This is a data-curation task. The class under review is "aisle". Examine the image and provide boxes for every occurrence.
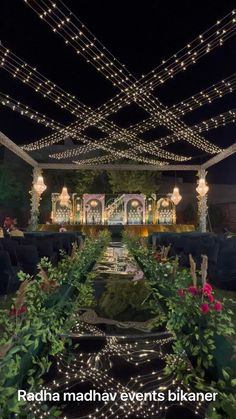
[38,243,206,418]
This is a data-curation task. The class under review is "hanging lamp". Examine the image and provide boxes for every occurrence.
[59,186,70,207]
[33,175,47,195]
[196,178,209,197]
[171,172,182,205]
[171,186,182,205]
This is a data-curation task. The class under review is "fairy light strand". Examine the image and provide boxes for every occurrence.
[0,44,193,162]
[20,0,230,154]
[128,72,236,135]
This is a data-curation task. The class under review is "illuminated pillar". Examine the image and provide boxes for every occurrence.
[29,167,43,231]
[142,196,146,224]
[196,169,208,233]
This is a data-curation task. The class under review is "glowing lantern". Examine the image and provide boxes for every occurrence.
[90,200,98,208]
[131,200,139,208]
[196,178,209,197]
[33,175,47,195]
[171,187,182,206]
[161,198,169,208]
[59,186,70,207]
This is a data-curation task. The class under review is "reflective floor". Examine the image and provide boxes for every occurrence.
[32,243,206,418]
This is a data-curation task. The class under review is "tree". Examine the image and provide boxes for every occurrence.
[107,169,161,195]
[0,165,31,225]
[43,170,97,194]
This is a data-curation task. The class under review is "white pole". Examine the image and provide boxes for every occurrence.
[29,167,43,231]
[197,169,208,233]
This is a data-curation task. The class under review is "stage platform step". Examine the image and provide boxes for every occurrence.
[38,224,195,237]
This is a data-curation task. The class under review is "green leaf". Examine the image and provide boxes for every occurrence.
[222,369,230,381]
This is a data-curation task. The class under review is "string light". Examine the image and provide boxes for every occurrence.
[128,72,236,135]
[1,46,216,158]
[50,146,170,165]
[0,44,192,162]
[18,242,207,418]
[26,327,206,418]
[0,6,234,160]
[0,91,172,165]
[72,155,120,165]
[20,2,230,154]
[48,106,236,159]
[0,78,233,166]
[151,107,236,150]
[0,89,232,164]
[24,1,235,135]
[0,91,65,131]
[24,1,236,94]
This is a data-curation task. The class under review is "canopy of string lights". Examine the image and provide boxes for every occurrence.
[0,1,236,172]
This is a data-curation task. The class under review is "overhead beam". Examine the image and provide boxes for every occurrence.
[1,129,235,173]
[0,131,38,167]
[201,143,236,169]
[38,163,200,171]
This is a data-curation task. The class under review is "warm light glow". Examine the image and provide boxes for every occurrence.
[161,198,170,208]
[171,187,182,205]
[59,186,70,207]
[196,178,209,197]
[131,200,139,208]
[14,2,228,158]
[33,175,46,195]
[90,200,98,208]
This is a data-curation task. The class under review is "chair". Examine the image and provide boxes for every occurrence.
[0,250,20,294]
[213,248,236,290]
[58,233,72,255]
[11,236,25,245]
[35,238,58,265]
[1,238,19,266]
[52,235,64,258]
[16,245,40,276]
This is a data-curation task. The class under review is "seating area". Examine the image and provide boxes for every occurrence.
[149,232,236,290]
[0,232,83,296]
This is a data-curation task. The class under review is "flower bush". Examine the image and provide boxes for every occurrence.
[0,231,110,418]
[124,233,236,419]
[168,279,234,376]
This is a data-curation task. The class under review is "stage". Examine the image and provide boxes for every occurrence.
[38,224,195,237]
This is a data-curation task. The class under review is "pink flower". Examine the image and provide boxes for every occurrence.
[207,294,214,303]
[178,288,185,298]
[9,306,27,317]
[200,303,209,314]
[188,286,197,296]
[19,306,27,315]
[214,301,223,311]
[202,283,213,294]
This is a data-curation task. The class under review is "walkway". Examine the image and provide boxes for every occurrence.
[37,243,206,418]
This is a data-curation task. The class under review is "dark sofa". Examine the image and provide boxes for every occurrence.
[149,232,236,290]
[0,232,83,296]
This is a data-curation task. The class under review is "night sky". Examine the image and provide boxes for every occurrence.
[0,0,236,183]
